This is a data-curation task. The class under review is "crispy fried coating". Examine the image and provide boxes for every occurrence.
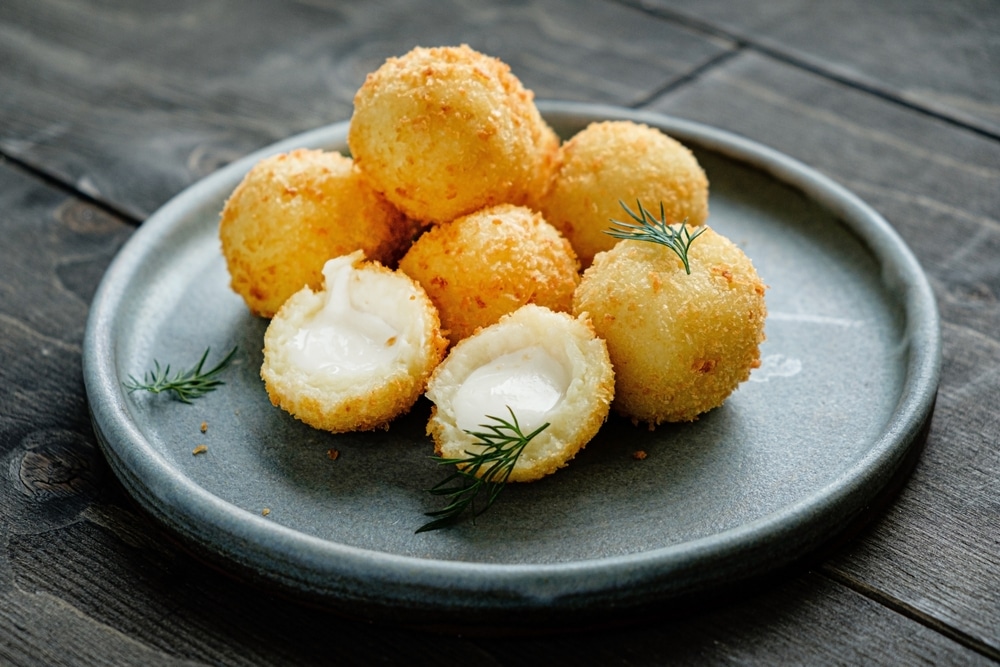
[537,121,709,267]
[426,305,614,482]
[347,44,559,223]
[261,251,447,433]
[573,227,766,425]
[398,204,580,345]
[219,148,416,318]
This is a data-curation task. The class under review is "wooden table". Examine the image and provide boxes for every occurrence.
[2,1,997,663]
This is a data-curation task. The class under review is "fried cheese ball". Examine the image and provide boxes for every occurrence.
[348,44,559,223]
[261,251,447,433]
[426,305,614,482]
[573,227,766,426]
[537,121,710,267]
[220,148,416,318]
[398,204,580,345]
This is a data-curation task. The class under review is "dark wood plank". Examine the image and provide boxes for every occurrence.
[647,50,1000,656]
[3,1,999,663]
[473,573,995,666]
[0,0,733,220]
[629,0,1000,137]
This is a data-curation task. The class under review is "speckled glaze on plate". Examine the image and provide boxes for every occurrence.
[83,102,940,628]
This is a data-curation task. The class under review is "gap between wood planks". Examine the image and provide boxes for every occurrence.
[0,153,142,227]
[632,47,744,108]
[822,567,1000,662]
[611,0,1000,143]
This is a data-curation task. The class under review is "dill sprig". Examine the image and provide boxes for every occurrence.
[417,408,549,533]
[123,346,238,404]
[605,199,706,274]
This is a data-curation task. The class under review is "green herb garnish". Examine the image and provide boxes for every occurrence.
[606,199,706,274]
[418,407,549,533]
[124,346,238,404]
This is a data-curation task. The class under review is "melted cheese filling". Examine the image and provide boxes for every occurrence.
[287,257,401,376]
[452,345,569,433]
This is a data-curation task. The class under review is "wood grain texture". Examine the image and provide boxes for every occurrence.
[0,0,732,220]
[628,0,1000,137]
[648,50,1000,656]
[472,573,995,666]
[1,0,999,663]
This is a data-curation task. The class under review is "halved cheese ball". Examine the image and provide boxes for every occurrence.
[537,120,709,267]
[220,148,416,318]
[573,226,766,426]
[425,305,614,482]
[348,44,559,223]
[398,203,580,345]
[261,251,447,433]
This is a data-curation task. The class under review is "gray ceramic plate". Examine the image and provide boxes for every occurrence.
[83,102,940,628]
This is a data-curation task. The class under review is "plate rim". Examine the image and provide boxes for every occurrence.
[83,100,942,622]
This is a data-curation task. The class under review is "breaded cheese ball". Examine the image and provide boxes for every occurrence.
[537,121,709,267]
[261,251,447,433]
[348,44,559,223]
[426,305,614,482]
[573,226,766,426]
[220,148,416,318]
[398,204,580,345]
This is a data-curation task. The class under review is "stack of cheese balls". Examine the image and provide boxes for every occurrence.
[218,44,766,483]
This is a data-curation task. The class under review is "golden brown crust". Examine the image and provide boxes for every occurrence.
[537,120,710,268]
[261,252,448,433]
[425,305,614,482]
[347,44,559,223]
[219,148,416,318]
[573,226,766,425]
[398,203,580,345]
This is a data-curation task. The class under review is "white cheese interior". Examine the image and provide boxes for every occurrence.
[287,256,401,376]
[452,345,569,433]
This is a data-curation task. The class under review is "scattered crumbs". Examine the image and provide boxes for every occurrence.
[327,448,340,461]
[632,450,647,461]
[261,508,271,517]
[192,444,208,456]
[200,421,208,433]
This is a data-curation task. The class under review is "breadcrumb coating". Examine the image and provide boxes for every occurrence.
[537,121,709,267]
[220,148,416,318]
[348,44,559,223]
[398,204,580,345]
[573,226,766,425]
[426,305,614,482]
[261,251,447,433]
